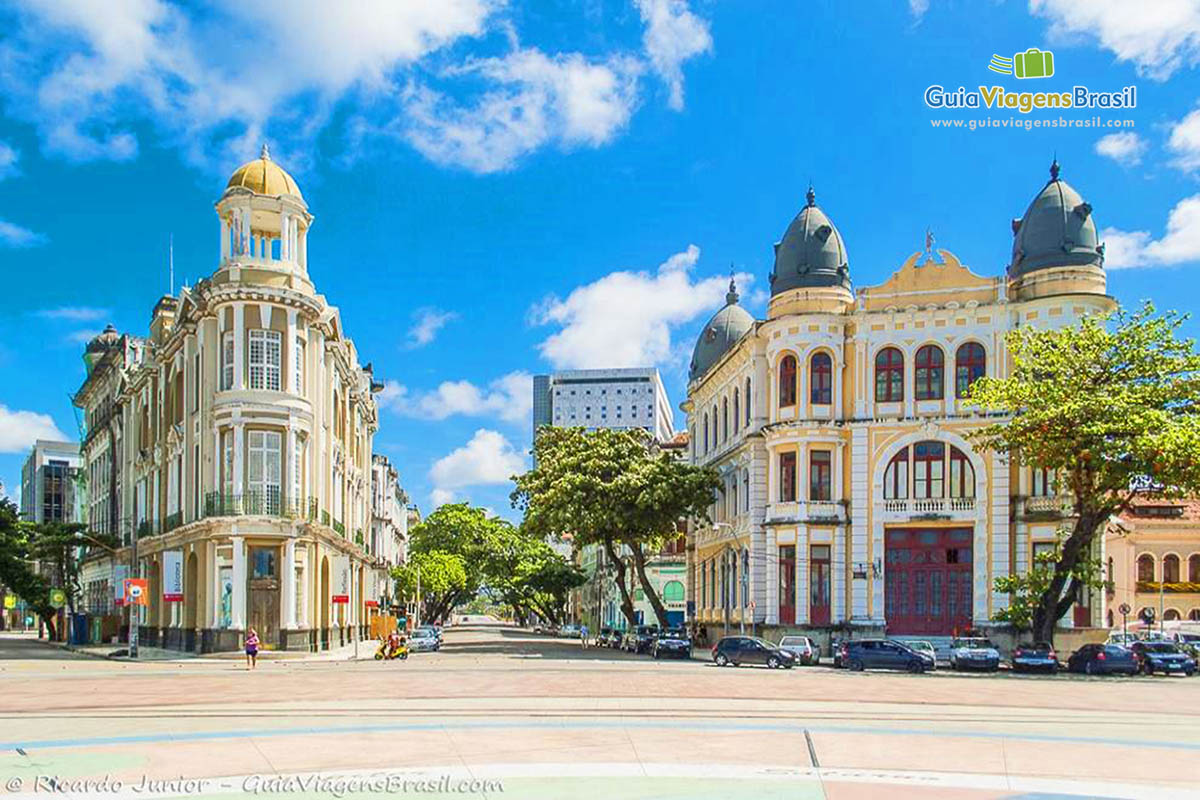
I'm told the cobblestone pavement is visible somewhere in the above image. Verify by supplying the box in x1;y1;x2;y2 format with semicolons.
2;625;1198;799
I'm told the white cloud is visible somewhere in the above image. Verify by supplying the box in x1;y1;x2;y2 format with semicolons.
0;406;67;453
407;307;458;348
908;0;930;19
1030;0;1200;80
1094;131;1147;166
37;306;110;321
1167;107;1200;173
0;141;17;180
429;429;525;495
634;0;712;110
397;48;643;173
1101;194;1200;269
0;219;46;248
0;1;713;175
379;371;532;424
430;488;456;508
533;244;753;370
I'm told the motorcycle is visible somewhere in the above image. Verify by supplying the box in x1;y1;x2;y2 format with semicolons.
374;636;408;661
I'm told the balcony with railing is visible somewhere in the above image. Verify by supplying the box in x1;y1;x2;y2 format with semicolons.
880;496;976;516
202;491;309;520
163;511;183;533
1023;495;1073;517
333;519;345;536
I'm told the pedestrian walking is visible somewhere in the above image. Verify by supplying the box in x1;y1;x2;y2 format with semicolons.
244;628;260;670
580;623;589;649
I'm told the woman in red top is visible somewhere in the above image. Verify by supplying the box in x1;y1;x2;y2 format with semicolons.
244;628;260;670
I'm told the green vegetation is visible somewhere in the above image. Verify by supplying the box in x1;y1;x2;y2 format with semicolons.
967;303;1200;643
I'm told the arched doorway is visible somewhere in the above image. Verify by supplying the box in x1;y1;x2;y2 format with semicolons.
184;552;198;651
319;556;330;650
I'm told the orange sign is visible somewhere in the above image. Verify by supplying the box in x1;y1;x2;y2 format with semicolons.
123;578;149;607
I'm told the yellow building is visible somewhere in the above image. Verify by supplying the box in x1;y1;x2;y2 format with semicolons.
1106;499;1200;629
75;147;389;652
684;162;1113;644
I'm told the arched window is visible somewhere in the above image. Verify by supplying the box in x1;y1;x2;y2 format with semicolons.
810;352;832;405
1107;609;1115;628
662;580;685;603
1164;609;1182;621
1164;553;1181;583
702;412;709;454
913;441;945;498
956;342;986;397
949;446;975;498
1137;554;1155;583
742;550;750;608
779;355;797;407
722;397;729;442
745;378;752;425
732;389;740;433
1190;609;1200;622
731;477;739;517
875;347;904;402
742;469;750;512
884;447;909;499
1189;554;1200;583
712;405;719;449
915;344;944;400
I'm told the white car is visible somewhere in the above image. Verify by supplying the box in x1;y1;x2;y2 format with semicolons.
948;637;1000;671
777;635;819;665
409;630;440;652
906;640;938;669
1105;632;1139;647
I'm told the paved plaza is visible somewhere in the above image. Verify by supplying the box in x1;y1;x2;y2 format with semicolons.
2;624;1199;800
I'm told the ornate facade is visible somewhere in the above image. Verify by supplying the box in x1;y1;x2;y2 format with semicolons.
75;148;391;652
684;162;1113;642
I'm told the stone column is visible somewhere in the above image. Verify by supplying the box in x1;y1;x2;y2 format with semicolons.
206;540;218;628
232;303;245;390
231;536;246;630
850;427;870;620
282;538;297;633
220;217;230;262
232;421;244;501
286;309;297;393
280;212;290;261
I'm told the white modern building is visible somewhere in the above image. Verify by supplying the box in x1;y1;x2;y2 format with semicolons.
532;368;675;443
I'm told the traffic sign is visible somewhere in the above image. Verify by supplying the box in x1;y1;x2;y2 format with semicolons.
49;589;66;609
1118;603;1131;616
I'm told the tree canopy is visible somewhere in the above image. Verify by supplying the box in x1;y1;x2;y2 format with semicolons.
966;302;1200;641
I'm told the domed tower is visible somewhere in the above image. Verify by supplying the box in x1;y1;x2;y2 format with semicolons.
689;276;755;381
767;186;853;318
1008;159;1106;300
83;324;121;375
215;145;314;293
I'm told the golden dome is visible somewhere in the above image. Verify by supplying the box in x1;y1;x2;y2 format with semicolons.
225;145;304;201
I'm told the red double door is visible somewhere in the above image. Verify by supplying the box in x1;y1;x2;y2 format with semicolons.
885;528;973;635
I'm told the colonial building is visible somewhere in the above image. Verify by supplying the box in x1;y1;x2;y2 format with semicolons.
370;454;410;582
684;162;1113;643
74;147;390;652
1107;498;1200;628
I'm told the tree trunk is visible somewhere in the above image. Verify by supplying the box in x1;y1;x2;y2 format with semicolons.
629;542;671;628
1032;512;1100;644
602;538;637;629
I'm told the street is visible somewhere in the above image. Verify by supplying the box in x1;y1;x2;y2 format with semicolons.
2;624;1199;799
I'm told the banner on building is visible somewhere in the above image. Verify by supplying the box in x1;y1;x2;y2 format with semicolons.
332;556;351;604
123;579;149;607
113;565;129;607
162;550;184;602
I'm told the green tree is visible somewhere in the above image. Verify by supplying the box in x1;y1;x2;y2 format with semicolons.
0;500;58;638
27;522;120;619
391;551;467;623
512;427;719;629
966;303;1200;643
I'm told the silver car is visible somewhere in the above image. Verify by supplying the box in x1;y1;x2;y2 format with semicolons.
408;629;440;652
906;640;938;669
777;635;819;665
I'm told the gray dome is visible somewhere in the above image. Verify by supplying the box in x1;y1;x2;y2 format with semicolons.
689;278;755;381
1009;160;1103;278
770;187;851;295
85;324;120;354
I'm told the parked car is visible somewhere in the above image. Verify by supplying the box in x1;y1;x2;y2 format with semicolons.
408;628;440;652
948;637;1001;671
560;624;581;639
532;623;558;635
835;639;931;673
1011;641;1058;674
602;628;625;648
1105;632;1139;647
1130;641;1197;676
622;625;659;654
652;628;692;659
905;640;937;670
777;635;820;666
1067;643;1138;676
712;636;796;669
1168;632;1200;659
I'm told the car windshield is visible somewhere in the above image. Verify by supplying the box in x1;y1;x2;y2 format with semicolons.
1142;643;1178;653
1179;634;1200;643
636;626;656;635
779;637;807;646
1019;642;1051;651
953;639;994;648
662;629;687;639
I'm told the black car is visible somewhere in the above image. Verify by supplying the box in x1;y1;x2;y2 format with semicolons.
1011;641;1059;674
712;636;796;669
597;627;618;647
622;625;659;654
1066;644;1138;676
836;639;931;673
651;628;692;659
1130;642;1197;676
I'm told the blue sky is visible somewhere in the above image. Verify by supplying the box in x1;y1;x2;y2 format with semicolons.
2;0;1200;519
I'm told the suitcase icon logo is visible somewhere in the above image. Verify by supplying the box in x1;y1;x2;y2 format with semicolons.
988;48;1055;79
